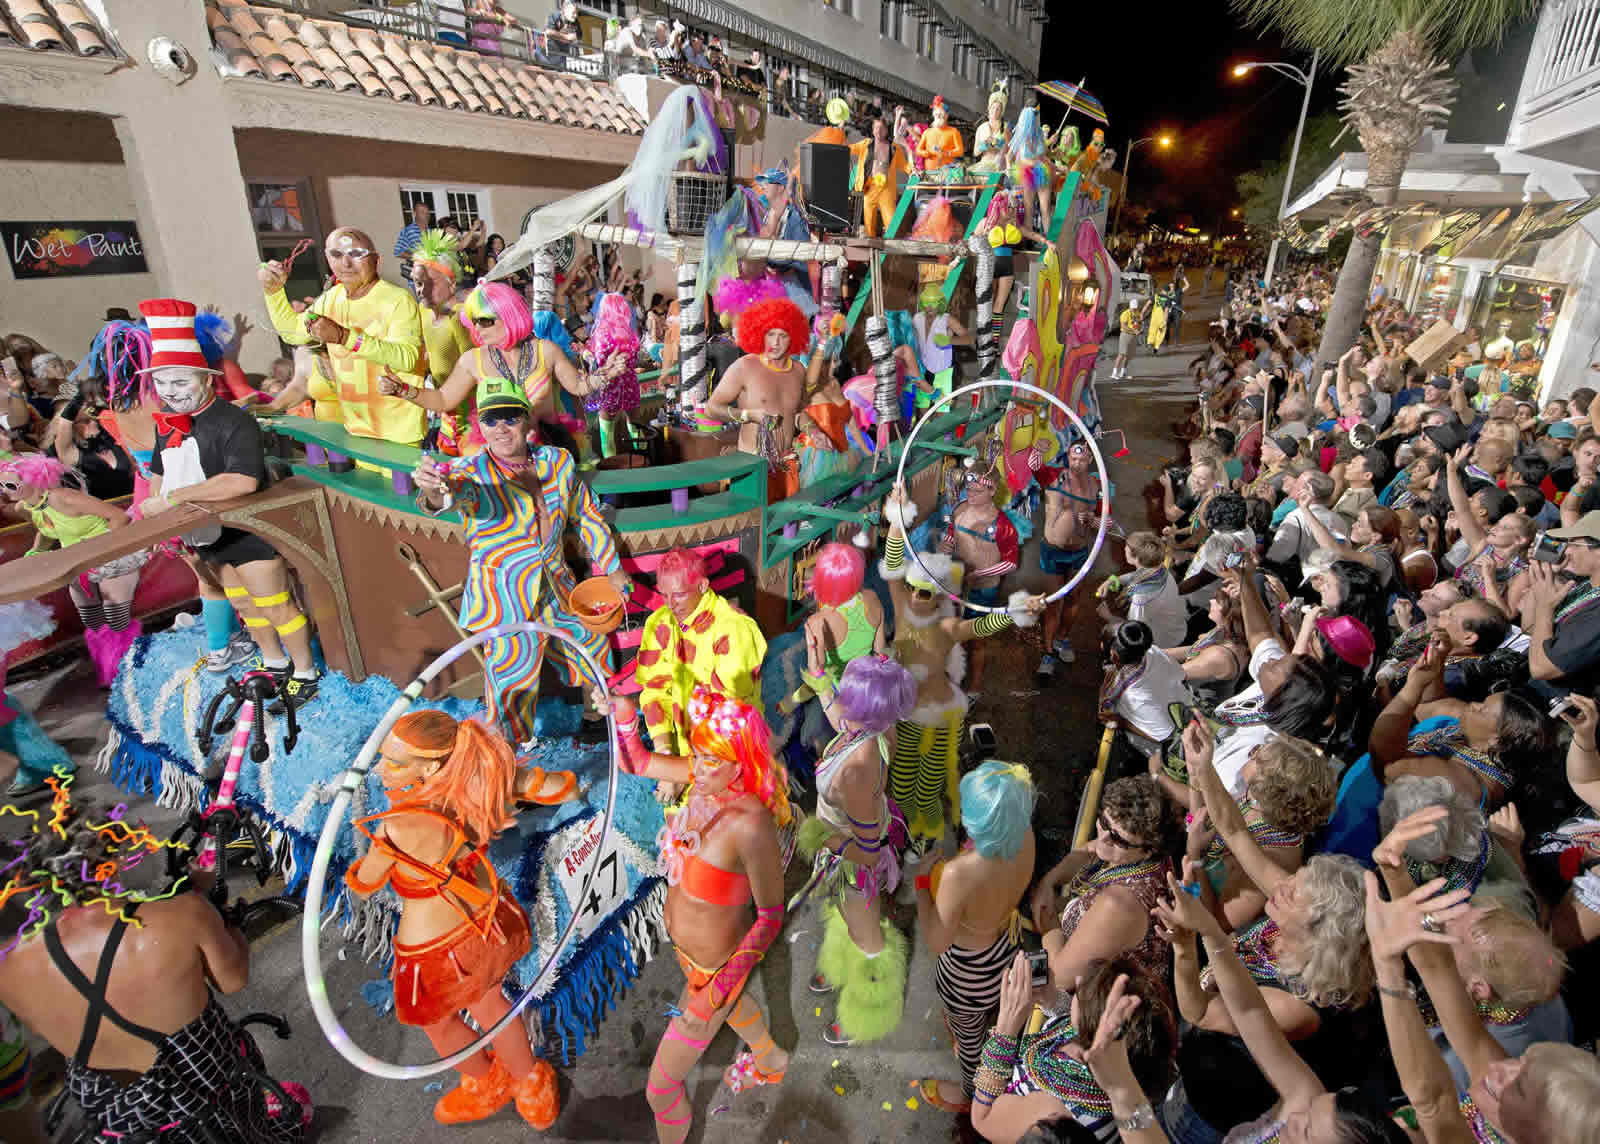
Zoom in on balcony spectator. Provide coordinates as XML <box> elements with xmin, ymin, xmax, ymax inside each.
<box><xmin>393</xmin><ymin>200</ymin><xmax>431</xmax><ymax>286</ymax></box>
<box><xmin>773</xmin><ymin>66</ymin><xmax>796</xmax><ymax>116</ymax></box>
<box><xmin>609</xmin><ymin>14</ymin><xmax>650</xmax><ymax>58</ymax></box>
<box><xmin>547</xmin><ymin>0</ymin><xmax>580</xmax><ymax>44</ymax></box>
<box><xmin>469</xmin><ymin>0</ymin><xmax>515</xmax><ymax>55</ymax></box>
<box><xmin>681</xmin><ymin>35</ymin><xmax>710</xmax><ymax>69</ymax></box>
<box><xmin>649</xmin><ymin>20</ymin><xmax>681</xmax><ymax>62</ymax></box>
<box><xmin>737</xmin><ymin>49</ymin><xmax>766</xmax><ymax>89</ymax></box>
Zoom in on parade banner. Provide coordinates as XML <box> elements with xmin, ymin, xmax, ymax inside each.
<box><xmin>1420</xmin><ymin>209</ymin><xmax>1485</xmax><ymax>256</ymax></box>
<box><xmin>2</xmin><ymin>219</ymin><xmax>148</xmax><ymax>278</ymax></box>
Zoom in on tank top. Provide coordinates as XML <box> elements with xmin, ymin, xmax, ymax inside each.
<box><xmin>475</xmin><ymin>340</ymin><xmax>550</xmax><ymax>412</ymax></box>
<box><xmin>820</xmin><ymin>594</ymin><xmax>877</xmax><ymax>682</ymax></box>
<box><xmin>25</xmin><ymin>495</ymin><xmax>108</xmax><ymax>548</ymax></box>
<box><xmin>1057</xmin><ymin>855</ymin><xmax>1172</xmax><ymax>979</ymax></box>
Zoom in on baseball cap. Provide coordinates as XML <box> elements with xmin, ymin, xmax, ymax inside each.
<box><xmin>1548</xmin><ymin>421</ymin><xmax>1578</xmax><ymax>440</ymax></box>
<box><xmin>1424</xmin><ymin>421</ymin><xmax>1469</xmax><ymax>454</ymax></box>
<box><xmin>475</xmin><ymin>374</ymin><xmax>530</xmax><ymax>416</ymax></box>
<box><xmin>1548</xmin><ymin>511</ymin><xmax>1600</xmax><ymax>544</ymax></box>
<box><xmin>1267</xmin><ymin>433</ymin><xmax>1300</xmax><ymax>459</ymax></box>
<box><xmin>1315</xmin><ymin>615</ymin><xmax>1375</xmax><ymax>670</ymax></box>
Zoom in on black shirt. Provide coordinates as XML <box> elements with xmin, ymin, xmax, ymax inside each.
<box><xmin>1544</xmin><ymin>580</ymin><xmax>1600</xmax><ymax>696</ymax></box>
<box><xmin>149</xmin><ymin>399</ymin><xmax>266</xmax><ymax>490</ymax></box>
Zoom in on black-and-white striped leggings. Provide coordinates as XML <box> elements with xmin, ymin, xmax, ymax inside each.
<box><xmin>934</xmin><ymin>932</ymin><xmax>1018</xmax><ymax>1096</ymax></box>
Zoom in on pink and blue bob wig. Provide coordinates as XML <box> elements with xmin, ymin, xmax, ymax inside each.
<box><xmin>982</xmin><ymin>189</ymin><xmax>1018</xmax><ymax>230</ymax></box>
<box><xmin>961</xmin><ymin>761</ymin><xmax>1036</xmax><ymax>859</ymax></box>
<box><xmin>463</xmin><ymin>283</ymin><xmax>533</xmax><ymax>349</ymax></box>
<box><xmin>812</xmin><ymin>542</ymin><xmax>865</xmax><ymax>608</ymax></box>
<box><xmin>832</xmin><ymin>655</ymin><xmax>915</xmax><ymax>736</ymax></box>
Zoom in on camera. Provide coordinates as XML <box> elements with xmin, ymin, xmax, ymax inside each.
<box><xmin>1026</xmin><ymin>948</ymin><xmax>1051</xmax><ymax>987</ymax></box>
<box><xmin>969</xmin><ymin>723</ymin><xmax>997</xmax><ymax>758</ymax></box>
<box><xmin>1549</xmin><ymin>695</ymin><xmax>1578</xmax><ymax>719</ymax></box>
<box><xmin>1165</xmin><ymin>465</ymin><xmax>1190</xmax><ymax>488</ymax></box>
<box><xmin>1222</xmin><ymin>547</ymin><xmax>1247</xmax><ymax>570</ymax></box>
<box><xmin>1531</xmin><ymin>531</ymin><xmax>1567</xmax><ymax>564</ymax></box>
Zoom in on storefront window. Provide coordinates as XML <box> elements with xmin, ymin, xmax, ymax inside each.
<box><xmin>1415</xmin><ymin>263</ymin><xmax>1465</xmax><ymax>328</ymax></box>
<box><xmin>1470</xmin><ymin>274</ymin><xmax>1565</xmax><ymax>359</ymax></box>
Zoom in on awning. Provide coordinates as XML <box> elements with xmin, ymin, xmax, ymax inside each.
<box><xmin>648</xmin><ymin>0</ymin><xmax>968</xmax><ymax>113</ymax></box>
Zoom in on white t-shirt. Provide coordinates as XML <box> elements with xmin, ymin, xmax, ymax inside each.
<box><xmin>1114</xmin><ymin>648</ymin><xmax>1192</xmax><ymax>744</ymax></box>
<box><xmin>1127</xmin><ymin>568</ymin><xmax>1187</xmax><ymax>648</ymax></box>
<box><xmin>1210</xmin><ymin>638</ymin><xmax>1294</xmax><ymax>795</ymax></box>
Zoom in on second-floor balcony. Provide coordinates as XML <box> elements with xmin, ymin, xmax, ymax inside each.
<box><xmin>1510</xmin><ymin>0</ymin><xmax>1600</xmax><ymax>164</ymax></box>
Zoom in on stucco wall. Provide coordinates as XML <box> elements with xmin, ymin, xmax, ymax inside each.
<box><xmin>0</xmin><ymin>109</ymin><xmax>160</xmax><ymax>362</ymax></box>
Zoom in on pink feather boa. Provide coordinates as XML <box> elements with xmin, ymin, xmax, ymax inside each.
<box><xmin>713</xmin><ymin>274</ymin><xmax>786</xmax><ymax>319</ymax></box>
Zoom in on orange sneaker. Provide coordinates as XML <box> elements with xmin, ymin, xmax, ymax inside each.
<box><xmin>434</xmin><ymin>1058</ymin><xmax>515</xmax><ymax>1125</ymax></box>
<box><xmin>514</xmin><ymin>1058</ymin><xmax>560</xmax><ymax>1130</ymax></box>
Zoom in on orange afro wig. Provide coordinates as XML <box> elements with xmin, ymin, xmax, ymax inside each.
<box><xmin>735</xmin><ymin>297</ymin><xmax>810</xmax><ymax>358</ymax></box>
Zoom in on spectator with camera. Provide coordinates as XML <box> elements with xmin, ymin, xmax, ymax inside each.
<box><xmin>1522</xmin><ymin>512</ymin><xmax>1600</xmax><ymax>696</ymax></box>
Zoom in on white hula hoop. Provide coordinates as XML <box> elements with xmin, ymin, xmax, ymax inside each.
<box><xmin>893</xmin><ymin>379</ymin><xmax>1112</xmax><ymax>610</ymax></box>
<box><xmin>300</xmin><ymin>620</ymin><xmax>620</xmax><ymax>1080</ymax></box>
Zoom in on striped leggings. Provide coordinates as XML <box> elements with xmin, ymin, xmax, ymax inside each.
<box><xmin>890</xmin><ymin>711</ymin><xmax>963</xmax><ymax>842</ymax></box>
<box><xmin>934</xmin><ymin>932</ymin><xmax>1018</xmax><ymax>1096</ymax></box>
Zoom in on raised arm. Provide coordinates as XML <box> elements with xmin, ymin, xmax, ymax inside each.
<box><xmin>1185</xmin><ymin>719</ymin><xmax>1290</xmax><ymax>899</ymax></box>
<box><xmin>1444</xmin><ymin>445</ymin><xmax>1487</xmax><ymax>551</ymax></box>
<box><xmin>1370</xmin><ymin>637</ymin><xmax>1441</xmax><ymax>776</ymax></box>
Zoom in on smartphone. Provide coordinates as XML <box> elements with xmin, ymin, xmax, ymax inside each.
<box><xmin>1027</xmin><ymin>948</ymin><xmax>1051</xmax><ymax>988</ymax></box>
<box><xmin>1550</xmin><ymin>696</ymin><xmax>1578</xmax><ymax>719</ymax></box>
<box><xmin>969</xmin><ymin>723</ymin><xmax>997</xmax><ymax>758</ymax></box>
<box><xmin>1222</xmin><ymin>549</ymin><xmax>1246</xmax><ymax>570</ymax></box>
<box><xmin>1531</xmin><ymin>531</ymin><xmax>1567</xmax><ymax>564</ymax></box>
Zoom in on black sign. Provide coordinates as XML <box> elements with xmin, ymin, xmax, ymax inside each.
<box><xmin>2</xmin><ymin>220</ymin><xmax>148</xmax><ymax>279</ymax></box>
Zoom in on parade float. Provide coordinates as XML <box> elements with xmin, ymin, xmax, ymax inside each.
<box><xmin>0</xmin><ymin>81</ymin><xmax>1120</xmax><ymax>1068</ymax></box>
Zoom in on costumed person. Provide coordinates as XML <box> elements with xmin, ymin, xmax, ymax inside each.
<box><xmin>635</xmin><ymin>547</ymin><xmax>767</xmax><ymax>758</ymax></box>
<box><xmin>1146</xmin><ymin>282</ymin><xmax>1175</xmax><ymax>353</ymax></box>
<box><xmin>913</xmin><ymin>287</ymin><xmax>968</xmax><ymax>412</ymax></box>
<box><xmin>850</xmin><ymin>110</ymin><xmax>911</xmax><ymax>238</ymax></box>
<box><xmin>795</xmin><ymin>313</ymin><xmax>872</xmax><ymax>486</ymax></box>
<box><xmin>1</xmin><ymin>455</ymin><xmax>147</xmax><ymax>689</ymax></box>
<box><xmin>1037</xmin><ymin>439</ymin><xmax>1106</xmax><ymax>679</ymax></box>
<box><xmin>255</xmin><ymin>345</ymin><xmax>340</xmax><ymax>426</ymax></box>
<box><xmin>344</xmin><ymin>711</ymin><xmax>579</xmax><ymax>1127</ymax></box>
<box><xmin>941</xmin><ymin>455</ymin><xmax>1021</xmax><ymax>696</ymax></box>
<box><xmin>971</xmin><ymin>82</ymin><xmax>1010</xmax><ymax>173</ymax></box>
<box><xmin>880</xmin><ymin>484</ymin><xmax>1044</xmax><ymax>849</ymax></box>
<box><xmin>382</xmin><ymin>283</ymin><xmax>620</xmax><ymax>446</ymax></box>
<box><xmin>1006</xmin><ymin>103</ymin><xmax>1052</xmax><ymax>232</ymax></box>
<box><xmin>411</xmin><ymin>378</ymin><xmax>629</xmax><ymax>747</ymax></box>
<box><xmin>915</xmin><ymin>96</ymin><xmax>964</xmax><ymax>173</ymax></box>
<box><xmin>1047</xmin><ymin>122</ymin><xmax>1081</xmax><ymax>188</ymax></box>
<box><xmin>980</xmin><ymin>191</ymin><xmax>1041</xmax><ymax>346</ymax></box>
<box><xmin>911</xmin><ymin>761</ymin><xmax>1037</xmax><ymax>1111</ymax></box>
<box><xmin>409</xmin><ymin>230</ymin><xmax>477</xmax><ymax>455</ymax></box>
<box><xmin>85</xmin><ymin>319</ymin><xmax>255</xmax><ymax>674</ymax></box>
<box><xmin>136</xmin><ymin>299</ymin><xmax>322</xmax><ymax>707</ymax></box>
<box><xmin>1069</xmin><ymin>127</ymin><xmax>1107</xmax><ymax>183</ymax></box>
<box><xmin>0</xmin><ymin>778</ymin><xmax>312</xmax><ymax>1142</ymax></box>
<box><xmin>594</xmin><ymin>687</ymin><xmax>791</xmax><ymax>1144</ymax></box>
<box><xmin>780</xmin><ymin>541</ymin><xmax>888</xmax><ymax>715</ymax></box>
<box><xmin>802</xmin><ymin>654</ymin><xmax>916</xmax><ymax>1046</ymax></box>
<box><xmin>0</xmin><ymin>599</ymin><xmax>74</xmax><ymax>797</ymax></box>
<box><xmin>584</xmin><ymin>293</ymin><xmax>644</xmax><ymax>457</ymax></box>
<box><xmin>260</xmin><ymin>227</ymin><xmax>429</xmax><ymax>445</ymax></box>
<box><xmin>705</xmin><ymin>298</ymin><xmax>830</xmax><ymax>503</ymax></box>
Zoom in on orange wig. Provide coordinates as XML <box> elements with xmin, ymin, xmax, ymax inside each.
<box><xmin>685</xmin><ymin>686</ymin><xmax>792</xmax><ymax>827</ymax></box>
<box><xmin>386</xmin><ymin>711</ymin><xmax>521</xmax><ymax>847</ymax></box>
<box><xmin>735</xmin><ymin>297</ymin><xmax>809</xmax><ymax>358</ymax></box>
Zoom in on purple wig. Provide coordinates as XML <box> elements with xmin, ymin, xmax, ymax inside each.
<box><xmin>463</xmin><ymin>283</ymin><xmax>533</xmax><ymax>349</ymax></box>
<box><xmin>833</xmin><ymin>655</ymin><xmax>916</xmax><ymax>734</ymax></box>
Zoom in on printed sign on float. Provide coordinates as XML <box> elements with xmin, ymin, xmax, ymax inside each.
<box><xmin>2</xmin><ymin>220</ymin><xmax>148</xmax><ymax>278</ymax></box>
<box><xmin>553</xmin><ymin>813</ymin><xmax>629</xmax><ymax>943</ymax></box>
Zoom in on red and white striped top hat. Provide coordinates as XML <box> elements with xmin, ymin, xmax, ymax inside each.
<box><xmin>136</xmin><ymin>298</ymin><xmax>221</xmax><ymax>375</ymax></box>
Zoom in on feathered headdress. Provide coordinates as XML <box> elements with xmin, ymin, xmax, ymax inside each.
<box><xmin>685</xmin><ymin>686</ymin><xmax>792</xmax><ymax>826</ymax></box>
<box><xmin>414</xmin><ymin>229</ymin><xmax>462</xmax><ymax>283</ymax></box>
<box><xmin>986</xmin><ymin>80</ymin><xmax>1008</xmax><ymax>117</ymax></box>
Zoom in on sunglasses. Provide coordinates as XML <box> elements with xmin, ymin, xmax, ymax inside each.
<box><xmin>326</xmin><ymin>248</ymin><xmax>373</xmax><ymax>262</ymax></box>
<box><xmin>909</xmin><ymin>586</ymin><xmax>937</xmax><ymax>602</ymax></box>
<box><xmin>0</xmin><ymin>481</ymin><xmax>20</xmax><ymax>496</ymax></box>
<box><xmin>1098</xmin><ymin>814</ymin><xmax>1143</xmax><ymax>850</ymax></box>
<box><xmin>479</xmin><ymin>409</ymin><xmax>525</xmax><ymax>427</ymax></box>
<box><xmin>471</xmin><ymin>315</ymin><xmax>500</xmax><ymax>329</ymax></box>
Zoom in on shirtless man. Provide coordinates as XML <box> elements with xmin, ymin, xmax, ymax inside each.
<box><xmin>881</xmin><ymin>485</ymin><xmax>1043</xmax><ymax>850</ymax></box>
<box><xmin>704</xmin><ymin>297</ymin><xmax>828</xmax><ymax>502</ymax></box>
<box><xmin>1036</xmin><ymin>440</ymin><xmax>1104</xmax><ymax>680</ymax></box>
<box><xmin>942</xmin><ymin>462</ymin><xmax>1020</xmax><ymax>695</ymax></box>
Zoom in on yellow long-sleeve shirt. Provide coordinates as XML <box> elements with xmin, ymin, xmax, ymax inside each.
<box><xmin>265</xmin><ymin>280</ymin><xmax>427</xmax><ymax>444</ymax></box>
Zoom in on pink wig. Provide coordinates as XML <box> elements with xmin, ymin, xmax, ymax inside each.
<box><xmin>833</xmin><ymin>655</ymin><xmax>916</xmax><ymax>735</ymax></box>
<box><xmin>713</xmin><ymin>274</ymin><xmax>786</xmax><ymax>321</ymax></box>
<box><xmin>463</xmin><ymin>283</ymin><xmax>533</xmax><ymax>349</ymax></box>
<box><xmin>982</xmin><ymin>190</ymin><xmax>1018</xmax><ymax>230</ymax></box>
<box><xmin>0</xmin><ymin>455</ymin><xmax>80</xmax><ymax>492</ymax></box>
<box><xmin>589</xmin><ymin>293</ymin><xmax>640</xmax><ymax>365</ymax></box>
<box><xmin>655</xmin><ymin>547</ymin><xmax>708</xmax><ymax>589</ymax></box>
<box><xmin>812</xmin><ymin>541</ymin><xmax>864</xmax><ymax>607</ymax></box>
<box><xmin>735</xmin><ymin>298</ymin><xmax>809</xmax><ymax>357</ymax></box>
<box><xmin>686</xmin><ymin>686</ymin><xmax>792</xmax><ymax>827</ymax></box>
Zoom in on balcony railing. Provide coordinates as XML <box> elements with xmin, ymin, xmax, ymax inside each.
<box><xmin>1521</xmin><ymin>0</ymin><xmax>1600</xmax><ymax>120</ymax></box>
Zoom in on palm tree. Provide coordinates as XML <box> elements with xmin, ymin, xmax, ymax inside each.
<box><xmin>1232</xmin><ymin>0</ymin><xmax>1539</xmax><ymax>367</ymax></box>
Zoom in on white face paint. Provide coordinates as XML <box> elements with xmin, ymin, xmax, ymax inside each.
<box><xmin>152</xmin><ymin>367</ymin><xmax>212</xmax><ymax>414</ymax></box>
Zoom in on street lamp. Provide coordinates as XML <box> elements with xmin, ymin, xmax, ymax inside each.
<box><xmin>1111</xmin><ymin>133</ymin><xmax>1172</xmax><ymax>249</ymax></box>
<box><xmin>1233</xmin><ymin>51</ymin><xmax>1317</xmax><ymax>287</ymax></box>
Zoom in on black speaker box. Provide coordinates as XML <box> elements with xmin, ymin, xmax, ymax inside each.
<box><xmin>800</xmin><ymin>141</ymin><xmax>854</xmax><ymax>233</ymax></box>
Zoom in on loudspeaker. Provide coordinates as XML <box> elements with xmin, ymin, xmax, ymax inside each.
<box><xmin>800</xmin><ymin>142</ymin><xmax>853</xmax><ymax>233</ymax></box>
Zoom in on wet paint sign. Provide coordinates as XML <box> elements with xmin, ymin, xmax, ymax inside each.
<box><xmin>2</xmin><ymin>220</ymin><xmax>148</xmax><ymax>278</ymax></box>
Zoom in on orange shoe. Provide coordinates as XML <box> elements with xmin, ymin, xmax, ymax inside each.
<box><xmin>434</xmin><ymin>1058</ymin><xmax>515</xmax><ymax>1125</ymax></box>
<box><xmin>514</xmin><ymin>1058</ymin><xmax>561</xmax><ymax>1130</ymax></box>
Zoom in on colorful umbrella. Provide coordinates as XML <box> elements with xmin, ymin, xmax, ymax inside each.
<box><xmin>1033</xmin><ymin>79</ymin><xmax>1108</xmax><ymax>126</ymax></box>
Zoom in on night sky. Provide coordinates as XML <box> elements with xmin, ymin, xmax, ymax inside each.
<box><xmin>1037</xmin><ymin>0</ymin><xmax>1342</xmax><ymax>224</ymax></box>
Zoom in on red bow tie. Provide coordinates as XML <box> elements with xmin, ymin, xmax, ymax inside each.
<box><xmin>154</xmin><ymin>412</ymin><xmax>192</xmax><ymax>448</ymax></box>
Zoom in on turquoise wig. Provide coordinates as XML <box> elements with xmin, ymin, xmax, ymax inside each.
<box><xmin>1007</xmin><ymin>106</ymin><xmax>1046</xmax><ymax>163</ymax></box>
<box><xmin>960</xmin><ymin>761</ymin><xmax>1036</xmax><ymax>859</ymax></box>
<box><xmin>885</xmin><ymin>310</ymin><xmax>924</xmax><ymax>376</ymax></box>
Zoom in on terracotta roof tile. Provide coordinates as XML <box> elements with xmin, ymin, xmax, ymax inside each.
<box><xmin>0</xmin><ymin>0</ymin><xmax>115</xmax><ymax>57</ymax></box>
<box><xmin>202</xmin><ymin>0</ymin><xmax>644</xmax><ymax>134</ymax></box>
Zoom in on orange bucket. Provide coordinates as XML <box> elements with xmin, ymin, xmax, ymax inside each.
<box><xmin>567</xmin><ymin>576</ymin><xmax>624</xmax><ymax>634</ymax></box>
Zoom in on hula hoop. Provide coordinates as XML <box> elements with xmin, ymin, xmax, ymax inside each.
<box><xmin>300</xmin><ymin>621</ymin><xmax>621</xmax><ymax>1080</ymax></box>
<box><xmin>892</xmin><ymin>378</ymin><xmax>1112</xmax><ymax>611</ymax></box>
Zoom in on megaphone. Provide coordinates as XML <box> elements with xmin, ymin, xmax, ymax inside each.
<box><xmin>1349</xmin><ymin>422</ymin><xmax>1377</xmax><ymax>450</ymax></box>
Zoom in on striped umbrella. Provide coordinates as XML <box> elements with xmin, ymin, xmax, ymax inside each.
<box><xmin>1033</xmin><ymin>78</ymin><xmax>1108</xmax><ymax>126</ymax></box>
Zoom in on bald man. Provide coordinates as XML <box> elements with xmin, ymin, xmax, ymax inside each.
<box><xmin>260</xmin><ymin>226</ymin><xmax>428</xmax><ymax>444</ymax></box>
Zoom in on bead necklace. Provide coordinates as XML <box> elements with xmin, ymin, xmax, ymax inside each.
<box><xmin>1061</xmin><ymin>854</ymin><xmax>1166</xmax><ymax>902</ymax></box>
<box><xmin>1019</xmin><ymin>1016</ymin><xmax>1112</xmax><ymax>1118</ymax></box>
<box><xmin>1205</xmin><ymin>800</ymin><xmax>1303</xmax><ymax>866</ymax></box>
